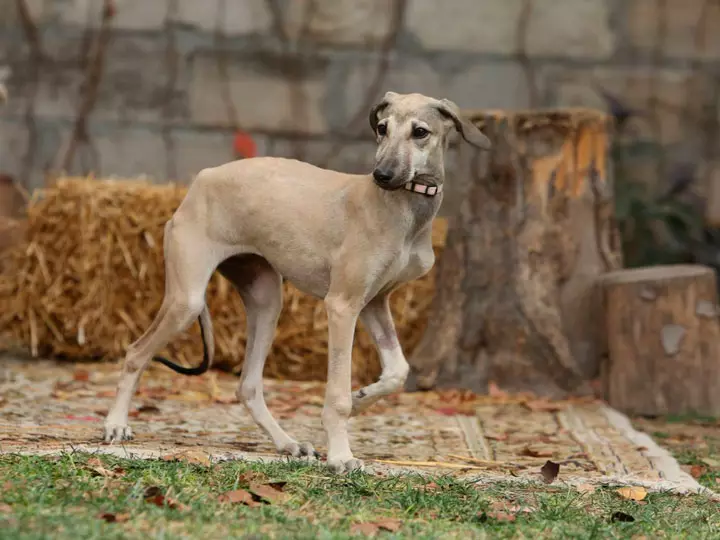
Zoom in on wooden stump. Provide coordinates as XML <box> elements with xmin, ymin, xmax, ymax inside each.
<box><xmin>600</xmin><ymin>264</ymin><xmax>720</xmax><ymax>416</ymax></box>
<box><xmin>407</xmin><ymin>108</ymin><xmax>622</xmax><ymax>398</ymax></box>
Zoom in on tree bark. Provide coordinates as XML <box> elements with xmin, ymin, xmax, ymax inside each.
<box><xmin>407</xmin><ymin>109</ymin><xmax>622</xmax><ymax>398</ymax></box>
<box><xmin>600</xmin><ymin>264</ymin><xmax>720</xmax><ymax>416</ymax></box>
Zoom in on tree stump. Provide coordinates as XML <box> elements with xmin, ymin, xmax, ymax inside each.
<box><xmin>407</xmin><ymin>108</ymin><xmax>622</xmax><ymax>398</ymax></box>
<box><xmin>600</xmin><ymin>264</ymin><xmax>720</xmax><ymax>416</ymax></box>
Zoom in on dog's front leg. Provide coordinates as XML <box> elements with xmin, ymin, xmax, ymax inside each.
<box><xmin>352</xmin><ymin>293</ymin><xmax>409</xmax><ymax>415</ymax></box>
<box><xmin>322</xmin><ymin>292</ymin><xmax>364</xmax><ymax>473</ymax></box>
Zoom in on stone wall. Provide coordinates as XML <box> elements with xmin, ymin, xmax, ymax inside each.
<box><xmin>1</xmin><ymin>0</ymin><xmax>719</xmax><ymax>217</ymax></box>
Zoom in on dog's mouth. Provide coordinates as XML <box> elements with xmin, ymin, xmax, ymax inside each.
<box><xmin>373</xmin><ymin>179</ymin><xmax>405</xmax><ymax>191</ymax></box>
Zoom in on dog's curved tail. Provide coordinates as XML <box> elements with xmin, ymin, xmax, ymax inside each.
<box><xmin>152</xmin><ymin>305</ymin><xmax>214</xmax><ymax>376</ymax></box>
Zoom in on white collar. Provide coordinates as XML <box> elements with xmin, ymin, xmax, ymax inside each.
<box><xmin>403</xmin><ymin>181</ymin><xmax>443</xmax><ymax>197</ymax></box>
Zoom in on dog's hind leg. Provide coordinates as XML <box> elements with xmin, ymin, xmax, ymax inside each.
<box><xmin>351</xmin><ymin>293</ymin><xmax>409</xmax><ymax>415</ymax></box>
<box><xmin>103</xmin><ymin>220</ymin><xmax>221</xmax><ymax>442</ymax></box>
<box><xmin>218</xmin><ymin>255</ymin><xmax>317</xmax><ymax>459</ymax></box>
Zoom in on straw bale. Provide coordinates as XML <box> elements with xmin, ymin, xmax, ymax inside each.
<box><xmin>0</xmin><ymin>176</ymin><xmax>446</xmax><ymax>384</ymax></box>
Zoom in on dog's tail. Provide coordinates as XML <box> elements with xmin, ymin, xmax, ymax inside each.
<box><xmin>152</xmin><ymin>304</ymin><xmax>214</xmax><ymax>376</ymax></box>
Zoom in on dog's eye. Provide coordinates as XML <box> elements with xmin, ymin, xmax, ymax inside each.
<box><xmin>376</xmin><ymin>123</ymin><xmax>387</xmax><ymax>136</ymax></box>
<box><xmin>412</xmin><ymin>127</ymin><xmax>429</xmax><ymax>139</ymax></box>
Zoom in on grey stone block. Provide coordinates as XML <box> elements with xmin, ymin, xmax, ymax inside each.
<box><xmin>188</xmin><ymin>51</ymin><xmax>328</xmax><ymax>134</ymax></box>
<box><xmin>338</xmin><ymin>55</ymin><xmax>533</xmax><ymax>135</ymax></box>
<box><xmin>525</xmin><ymin>0</ymin><xmax>614</xmax><ymax>59</ymax></box>
<box><xmin>174</xmin><ymin>0</ymin><xmax>271</xmax><ymax>36</ymax></box>
<box><xmin>544</xmin><ymin>64</ymin><xmax>712</xmax><ymax>146</ymax></box>
<box><xmin>281</xmin><ymin>0</ymin><xmax>398</xmax><ymax>46</ymax></box>
<box><xmin>46</xmin><ymin>0</ymin><xmax>169</xmax><ymax>31</ymax></box>
<box><xmin>624</xmin><ymin>0</ymin><xmax>720</xmax><ymax>60</ymax></box>
<box><xmin>405</xmin><ymin>0</ymin><xmax>523</xmax><ymax>55</ymax></box>
<box><xmin>172</xmin><ymin>129</ymin><xmax>251</xmax><ymax>182</ymax></box>
<box><xmin>266</xmin><ymin>136</ymin><xmax>377</xmax><ymax>175</ymax></box>
<box><xmin>91</xmin><ymin>125</ymin><xmax>167</xmax><ymax>180</ymax></box>
<box><xmin>405</xmin><ymin>0</ymin><xmax>614</xmax><ymax>59</ymax></box>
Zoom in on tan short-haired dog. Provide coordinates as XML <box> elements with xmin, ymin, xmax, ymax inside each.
<box><xmin>103</xmin><ymin>91</ymin><xmax>491</xmax><ymax>473</ymax></box>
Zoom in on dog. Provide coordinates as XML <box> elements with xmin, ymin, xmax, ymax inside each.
<box><xmin>103</xmin><ymin>91</ymin><xmax>492</xmax><ymax>473</ymax></box>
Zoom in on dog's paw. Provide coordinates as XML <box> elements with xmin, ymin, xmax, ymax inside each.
<box><xmin>327</xmin><ymin>457</ymin><xmax>364</xmax><ymax>474</ymax></box>
<box><xmin>103</xmin><ymin>423</ymin><xmax>133</xmax><ymax>443</ymax></box>
<box><xmin>280</xmin><ymin>441</ymin><xmax>319</xmax><ymax>460</ymax></box>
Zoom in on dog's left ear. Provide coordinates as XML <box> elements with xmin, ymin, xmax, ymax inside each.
<box><xmin>369</xmin><ymin>91</ymin><xmax>398</xmax><ymax>134</ymax></box>
<box><xmin>436</xmin><ymin>98</ymin><xmax>492</xmax><ymax>150</ymax></box>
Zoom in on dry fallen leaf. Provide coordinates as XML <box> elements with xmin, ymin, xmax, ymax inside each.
<box><xmin>576</xmin><ymin>483</ymin><xmax>596</xmax><ymax>494</ymax></box>
<box><xmin>615</xmin><ymin>486</ymin><xmax>647</xmax><ymax>501</ymax></box>
<box><xmin>99</xmin><ymin>512</ymin><xmax>130</xmax><ymax>523</ymax></box>
<box><xmin>351</xmin><ymin>522</ymin><xmax>380</xmax><ymax>536</ymax></box>
<box><xmin>350</xmin><ymin>519</ymin><xmax>402</xmax><ymax>536</ymax></box>
<box><xmin>701</xmin><ymin>457</ymin><xmax>720</xmax><ymax>468</ymax></box>
<box><xmin>217</xmin><ymin>488</ymin><xmax>259</xmax><ymax>507</ymax></box>
<box><xmin>488</xmin><ymin>381</ymin><xmax>509</xmax><ymax>399</ymax></box>
<box><xmin>248</xmin><ymin>483</ymin><xmax>288</xmax><ymax>504</ymax></box>
<box><xmin>485</xmin><ymin>433</ymin><xmax>509</xmax><ymax>441</ymax></box>
<box><xmin>86</xmin><ymin>457</ymin><xmax>124</xmax><ymax>478</ymax></box>
<box><xmin>521</xmin><ymin>447</ymin><xmax>554</xmax><ymax>458</ymax></box>
<box><xmin>541</xmin><ymin>460</ymin><xmax>560</xmax><ymax>484</ymax></box>
<box><xmin>486</xmin><ymin>511</ymin><xmax>517</xmax><ymax>522</ymax></box>
<box><xmin>73</xmin><ymin>369</ymin><xmax>90</xmax><ymax>382</ymax></box>
<box><xmin>523</xmin><ymin>400</ymin><xmax>563</xmax><ymax>413</ymax></box>
<box><xmin>375</xmin><ymin>518</ymin><xmax>402</xmax><ymax>532</ymax></box>
<box><xmin>690</xmin><ymin>465</ymin><xmax>707</xmax><ymax>479</ymax></box>
<box><xmin>161</xmin><ymin>449</ymin><xmax>211</xmax><ymax>467</ymax></box>
<box><xmin>143</xmin><ymin>486</ymin><xmax>188</xmax><ymax>511</ymax></box>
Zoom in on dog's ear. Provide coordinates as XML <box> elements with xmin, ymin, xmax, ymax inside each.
<box><xmin>369</xmin><ymin>91</ymin><xmax>398</xmax><ymax>134</ymax></box>
<box><xmin>436</xmin><ymin>98</ymin><xmax>492</xmax><ymax>150</ymax></box>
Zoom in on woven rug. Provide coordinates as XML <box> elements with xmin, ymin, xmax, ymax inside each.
<box><xmin>0</xmin><ymin>356</ymin><xmax>714</xmax><ymax>498</ymax></box>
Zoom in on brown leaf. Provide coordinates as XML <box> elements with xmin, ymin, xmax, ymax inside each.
<box><xmin>73</xmin><ymin>369</ymin><xmax>90</xmax><ymax>382</ymax></box>
<box><xmin>217</xmin><ymin>488</ymin><xmax>259</xmax><ymax>507</ymax></box>
<box><xmin>541</xmin><ymin>460</ymin><xmax>560</xmax><ymax>484</ymax></box>
<box><xmin>521</xmin><ymin>447</ymin><xmax>554</xmax><ymax>458</ymax></box>
<box><xmin>142</xmin><ymin>486</ymin><xmax>187</xmax><ymax>510</ymax></box>
<box><xmin>487</xmin><ymin>511</ymin><xmax>517</xmax><ymax>522</ymax></box>
<box><xmin>690</xmin><ymin>465</ymin><xmax>707</xmax><ymax>479</ymax></box>
<box><xmin>615</xmin><ymin>486</ymin><xmax>647</xmax><ymax>501</ymax></box>
<box><xmin>86</xmin><ymin>457</ymin><xmax>123</xmax><ymax>478</ymax></box>
<box><xmin>701</xmin><ymin>457</ymin><xmax>720</xmax><ymax>468</ymax></box>
<box><xmin>248</xmin><ymin>483</ymin><xmax>288</xmax><ymax>504</ymax></box>
<box><xmin>576</xmin><ymin>483</ymin><xmax>596</xmax><ymax>494</ymax></box>
<box><xmin>161</xmin><ymin>449</ymin><xmax>211</xmax><ymax>467</ymax></box>
<box><xmin>422</xmin><ymin>482</ymin><xmax>440</xmax><ymax>492</ymax></box>
<box><xmin>351</xmin><ymin>522</ymin><xmax>379</xmax><ymax>536</ymax></box>
<box><xmin>485</xmin><ymin>433</ymin><xmax>509</xmax><ymax>441</ymax></box>
<box><xmin>137</xmin><ymin>404</ymin><xmax>161</xmax><ymax>414</ymax></box>
<box><xmin>99</xmin><ymin>512</ymin><xmax>129</xmax><ymax>523</ymax></box>
<box><xmin>488</xmin><ymin>381</ymin><xmax>509</xmax><ymax>399</ymax></box>
<box><xmin>523</xmin><ymin>400</ymin><xmax>563</xmax><ymax>413</ymax></box>
<box><xmin>375</xmin><ymin>518</ymin><xmax>402</xmax><ymax>532</ymax></box>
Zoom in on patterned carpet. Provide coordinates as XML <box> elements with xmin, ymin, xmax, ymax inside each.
<box><xmin>0</xmin><ymin>356</ymin><xmax>714</xmax><ymax>497</ymax></box>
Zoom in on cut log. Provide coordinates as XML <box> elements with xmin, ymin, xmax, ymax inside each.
<box><xmin>407</xmin><ymin>108</ymin><xmax>622</xmax><ymax>398</ymax></box>
<box><xmin>600</xmin><ymin>264</ymin><xmax>720</xmax><ymax>416</ymax></box>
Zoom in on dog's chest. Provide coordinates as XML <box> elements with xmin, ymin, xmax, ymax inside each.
<box><xmin>388</xmin><ymin>242</ymin><xmax>435</xmax><ymax>287</ymax></box>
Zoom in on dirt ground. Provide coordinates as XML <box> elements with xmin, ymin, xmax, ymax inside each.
<box><xmin>0</xmin><ymin>355</ymin><xmax>715</xmax><ymax>498</ymax></box>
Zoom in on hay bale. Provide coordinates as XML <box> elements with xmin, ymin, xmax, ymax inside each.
<box><xmin>0</xmin><ymin>176</ymin><xmax>446</xmax><ymax>384</ymax></box>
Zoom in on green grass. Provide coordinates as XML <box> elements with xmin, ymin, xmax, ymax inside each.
<box><xmin>1</xmin><ymin>452</ymin><xmax>719</xmax><ymax>539</ymax></box>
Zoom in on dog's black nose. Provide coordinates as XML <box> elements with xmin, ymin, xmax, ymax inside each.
<box><xmin>373</xmin><ymin>168</ymin><xmax>394</xmax><ymax>184</ymax></box>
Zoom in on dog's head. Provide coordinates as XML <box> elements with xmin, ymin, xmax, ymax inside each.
<box><xmin>368</xmin><ymin>92</ymin><xmax>491</xmax><ymax>191</ymax></box>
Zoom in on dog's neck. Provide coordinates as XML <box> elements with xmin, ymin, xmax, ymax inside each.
<box><xmin>365</xmin><ymin>171</ymin><xmax>444</xmax><ymax>238</ymax></box>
